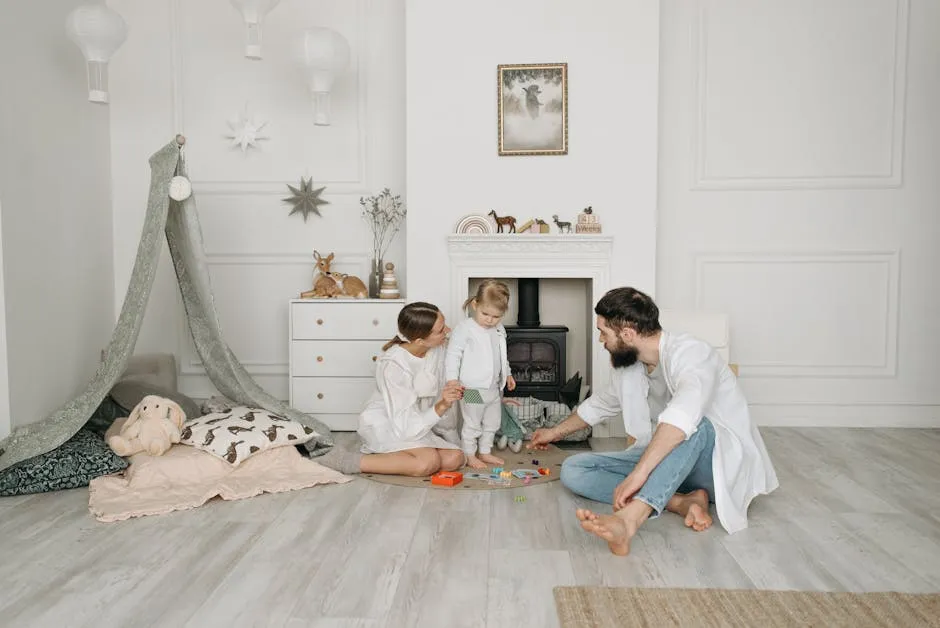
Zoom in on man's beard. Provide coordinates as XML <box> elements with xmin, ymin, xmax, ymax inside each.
<box><xmin>609</xmin><ymin>341</ymin><xmax>639</xmax><ymax>369</ymax></box>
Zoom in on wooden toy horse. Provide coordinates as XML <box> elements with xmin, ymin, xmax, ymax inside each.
<box><xmin>488</xmin><ymin>210</ymin><xmax>517</xmax><ymax>233</ymax></box>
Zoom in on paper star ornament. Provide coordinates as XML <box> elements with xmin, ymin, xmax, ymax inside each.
<box><xmin>283</xmin><ymin>177</ymin><xmax>329</xmax><ymax>221</ymax></box>
<box><xmin>225</xmin><ymin>107</ymin><xmax>269</xmax><ymax>153</ymax></box>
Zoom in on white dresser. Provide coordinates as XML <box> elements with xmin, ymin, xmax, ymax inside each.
<box><xmin>288</xmin><ymin>298</ymin><xmax>405</xmax><ymax>430</ymax></box>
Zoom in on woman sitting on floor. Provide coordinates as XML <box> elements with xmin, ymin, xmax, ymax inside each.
<box><xmin>316</xmin><ymin>301</ymin><xmax>466</xmax><ymax>476</ymax></box>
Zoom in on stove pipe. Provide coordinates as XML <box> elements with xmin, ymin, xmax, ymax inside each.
<box><xmin>517</xmin><ymin>278</ymin><xmax>540</xmax><ymax>328</ymax></box>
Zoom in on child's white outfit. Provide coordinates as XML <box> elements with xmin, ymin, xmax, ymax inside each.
<box><xmin>444</xmin><ymin>318</ymin><xmax>511</xmax><ymax>457</ymax></box>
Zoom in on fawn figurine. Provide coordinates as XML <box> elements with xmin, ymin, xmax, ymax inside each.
<box><xmin>552</xmin><ymin>214</ymin><xmax>572</xmax><ymax>233</ymax></box>
<box><xmin>300</xmin><ymin>250</ymin><xmax>368</xmax><ymax>298</ymax></box>
<box><xmin>488</xmin><ymin>210</ymin><xmax>517</xmax><ymax>233</ymax></box>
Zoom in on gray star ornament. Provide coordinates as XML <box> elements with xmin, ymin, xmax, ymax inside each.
<box><xmin>283</xmin><ymin>177</ymin><xmax>329</xmax><ymax>221</ymax></box>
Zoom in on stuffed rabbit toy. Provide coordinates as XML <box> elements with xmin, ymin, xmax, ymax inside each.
<box><xmin>106</xmin><ymin>395</ymin><xmax>186</xmax><ymax>457</ymax></box>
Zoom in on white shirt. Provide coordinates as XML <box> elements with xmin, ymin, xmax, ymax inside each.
<box><xmin>575</xmin><ymin>331</ymin><xmax>779</xmax><ymax>534</ymax></box>
<box><xmin>444</xmin><ymin>317</ymin><xmax>511</xmax><ymax>390</ymax></box>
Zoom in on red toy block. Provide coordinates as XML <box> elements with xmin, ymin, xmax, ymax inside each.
<box><xmin>431</xmin><ymin>471</ymin><xmax>464</xmax><ymax>486</ymax></box>
<box><xmin>537</xmin><ymin>467</ymin><xmax>551</xmax><ymax>476</ymax></box>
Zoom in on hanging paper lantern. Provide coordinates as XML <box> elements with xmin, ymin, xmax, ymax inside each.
<box><xmin>299</xmin><ymin>27</ymin><xmax>350</xmax><ymax>126</ymax></box>
<box><xmin>65</xmin><ymin>4</ymin><xmax>128</xmax><ymax>104</ymax></box>
<box><xmin>230</xmin><ymin>0</ymin><xmax>282</xmax><ymax>60</ymax></box>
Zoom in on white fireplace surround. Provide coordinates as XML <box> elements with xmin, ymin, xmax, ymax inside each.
<box><xmin>447</xmin><ymin>234</ymin><xmax>617</xmax><ymax>437</ymax></box>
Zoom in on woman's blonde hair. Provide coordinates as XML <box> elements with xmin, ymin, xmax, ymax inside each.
<box><xmin>381</xmin><ymin>301</ymin><xmax>441</xmax><ymax>351</ymax></box>
<box><xmin>463</xmin><ymin>279</ymin><xmax>510</xmax><ymax>314</ymax></box>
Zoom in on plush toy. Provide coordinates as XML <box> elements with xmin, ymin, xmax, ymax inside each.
<box><xmin>106</xmin><ymin>395</ymin><xmax>186</xmax><ymax>457</ymax></box>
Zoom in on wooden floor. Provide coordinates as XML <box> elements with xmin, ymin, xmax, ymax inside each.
<box><xmin>1</xmin><ymin>427</ymin><xmax>939</xmax><ymax>628</ymax></box>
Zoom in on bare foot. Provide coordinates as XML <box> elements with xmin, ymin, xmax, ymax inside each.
<box><xmin>575</xmin><ymin>508</ymin><xmax>638</xmax><ymax>556</ymax></box>
<box><xmin>477</xmin><ymin>452</ymin><xmax>504</xmax><ymax>466</ymax></box>
<box><xmin>665</xmin><ymin>489</ymin><xmax>713</xmax><ymax>532</ymax></box>
<box><xmin>466</xmin><ymin>455</ymin><xmax>487</xmax><ymax>469</ymax></box>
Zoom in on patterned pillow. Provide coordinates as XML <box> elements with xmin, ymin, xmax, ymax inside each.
<box><xmin>179</xmin><ymin>407</ymin><xmax>316</xmax><ymax>466</ymax></box>
<box><xmin>0</xmin><ymin>429</ymin><xmax>129</xmax><ymax>496</ymax></box>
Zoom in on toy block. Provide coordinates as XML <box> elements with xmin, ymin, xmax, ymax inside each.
<box><xmin>537</xmin><ymin>467</ymin><xmax>551</xmax><ymax>475</ymax></box>
<box><xmin>431</xmin><ymin>471</ymin><xmax>464</xmax><ymax>487</ymax></box>
<box><xmin>492</xmin><ymin>467</ymin><xmax>503</xmax><ymax>473</ymax></box>
<box><xmin>499</xmin><ymin>471</ymin><xmax>512</xmax><ymax>479</ymax></box>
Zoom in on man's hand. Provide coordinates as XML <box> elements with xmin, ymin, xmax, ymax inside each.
<box><xmin>506</xmin><ymin>375</ymin><xmax>516</xmax><ymax>392</ymax></box>
<box><xmin>526</xmin><ymin>427</ymin><xmax>558</xmax><ymax>450</ymax></box>
<box><xmin>612</xmin><ymin>469</ymin><xmax>649</xmax><ymax>511</ymax></box>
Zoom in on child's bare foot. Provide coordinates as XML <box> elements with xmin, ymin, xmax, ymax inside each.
<box><xmin>466</xmin><ymin>455</ymin><xmax>487</xmax><ymax>469</ymax></box>
<box><xmin>477</xmin><ymin>452</ymin><xmax>504</xmax><ymax>466</ymax></box>
<box><xmin>665</xmin><ymin>489</ymin><xmax>713</xmax><ymax>532</ymax></box>
<box><xmin>575</xmin><ymin>508</ymin><xmax>638</xmax><ymax>556</ymax></box>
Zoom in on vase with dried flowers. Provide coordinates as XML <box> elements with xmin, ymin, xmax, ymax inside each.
<box><xmin>360</xmin><ymin>187</ymin><xmax>406</xmax><ymax>298</ymax></box>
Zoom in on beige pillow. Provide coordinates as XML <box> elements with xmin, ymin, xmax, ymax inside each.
<box><xmin>88</xmin><ymin>444</ymin><xmax>352</xmax><ymax>523</ymax></box>
<box><xmin>179</xmin><ymin>407</ymin><xmax>316</xmax><ymax>466</ymax></box>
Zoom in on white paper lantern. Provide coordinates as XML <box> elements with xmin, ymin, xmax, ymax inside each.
<box><xmin>230</xmin><ymin>0</ymin><xmax>282</xmax><ymax>60</ymax></box>
<box><xmin>65</xmin><ymin>4</ymin><xmax>128</xmax><ymax>104</ymax></box>
<box><xmin>300</xmin><ymin>27</ymin><xmax>350</xmax><ymax>126</ymax></box>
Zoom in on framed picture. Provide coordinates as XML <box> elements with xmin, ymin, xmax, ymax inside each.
<box><xmin>497</xmin><ymin>62</ymin><xmax>568</xmax><ymax>156</ymax></box>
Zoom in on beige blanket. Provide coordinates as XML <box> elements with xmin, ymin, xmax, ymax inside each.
<box><xmin>89</xmin><ymin>444</ymin><xmax>351</xmax><ymax>522</ymax></box>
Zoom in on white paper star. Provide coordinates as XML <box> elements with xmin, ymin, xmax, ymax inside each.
<box><xmin>225</xmin><ymin>107</ymin><xmax>269</xmax><ymax>153</ymax></box>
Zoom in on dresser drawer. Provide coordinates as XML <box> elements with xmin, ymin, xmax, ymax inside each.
<box><xmin>291</xmin><ymin>301</ymin><xmax>402</xmax><ymax>340</ymax></box>
<box><xmin>291</xmin><ymin>340</ymin><xmax>384</xmax><ymax>377</ymax></box>
<box><xmin>291</xmin><ymin>377</ymin><xmax>376</xmax><ymax>414</ymax></box>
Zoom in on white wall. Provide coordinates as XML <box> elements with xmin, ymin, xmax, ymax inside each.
<box><xmin>657</xmin><ymin>0</ymin><xmax>940</xmax><ymax>426</ymax></box>
<box><xmin>405</xmin><ymin>0</ymin><xmax>660</xmax><ymax>325</ymax></box>
<box><xmin>0</xmin><ymin>0</ymin><xmax>115</xmax><ymax>429</ymax></box>
<box><xmin>109</xmin><ymin>0</ymin><xmax>406</xmax><ymax>400</ymax></box>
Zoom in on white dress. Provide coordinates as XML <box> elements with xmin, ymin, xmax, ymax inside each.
<box><xmin>358</xmin><ymin>344</ymin><xmax>462</xmax><ymax>454</ymax></box>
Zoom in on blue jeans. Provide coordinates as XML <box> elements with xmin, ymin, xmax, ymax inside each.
<box><xmin>560</xmin><ymin>419</ymin><xmax>716</xmax><ymax>516</ymax></box>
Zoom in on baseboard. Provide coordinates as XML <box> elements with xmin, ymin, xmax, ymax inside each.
<box><xmin>751</xmin><ymin>403</ymin><xmax>940</xmax><ymax>428</ymax></box>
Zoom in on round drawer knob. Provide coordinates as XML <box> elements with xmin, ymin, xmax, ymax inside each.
<box><xmin>317</xmin><ymin>318</ymin><xmax>324</xmax><ymax>325</ymax></box>
<box><xmin>372</xmin><ymin>356</ymin><xmax>377</xmax><ymax>362</ymax></box>
<box><xmin>317</xmin><ymin>393</ymin><xmax>324</xmax><ymax>400</ymax></box>
<box><xmin>372</xmin><ymin>318</ymin><xmax>379</xmax><ymax>326</ymax></box>
<box><xmin>316</xmin><ymin>356</ymin><xmax>324</xmax><ymax>362</ymax></box>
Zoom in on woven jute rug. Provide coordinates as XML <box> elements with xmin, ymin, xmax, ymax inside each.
<box><xmin>553</xmin><ymin>587</ymin><xmax>940</xmax><ymax>628</ymax></box>
<box><xmin>362</xmin><ymin>444</ymin><xmax>576</xmax><ymax>490</ymax></box>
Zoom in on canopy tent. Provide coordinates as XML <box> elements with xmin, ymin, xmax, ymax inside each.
<box><xmin>0</xmin><ymin>137</ymin><xmax>333</xmax><ymax>473</ymax></box>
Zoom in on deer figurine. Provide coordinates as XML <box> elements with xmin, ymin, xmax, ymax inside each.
<box><xmin>551</xmin><ymin>214</ymin><xmax>572</xmax><ymax>233</ymax></box>
<box><xmin>488</xmin><ymin>210</ymin><xmax>517</xmax><ymax>233</ymax></box>
<box><xmin>300</xmin><ymin>250</ymin><xmax>368</xmax><ymax>298</ymax></box>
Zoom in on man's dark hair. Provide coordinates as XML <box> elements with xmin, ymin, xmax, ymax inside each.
<box><xmin>594</xmin><ymin>287</ymin><xmax>662</xmax><ymax>336</ymax></box>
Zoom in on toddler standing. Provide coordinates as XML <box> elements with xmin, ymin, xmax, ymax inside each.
<box><xmin>445</xmin><ymin>279</ymin><xmax>517</xmax><ymax>468</ymax></box>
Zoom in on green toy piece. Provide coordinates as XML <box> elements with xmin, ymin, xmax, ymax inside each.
<box><xmin>462</xmin><ymin>388</ymin><xmax>484</xmax><ymax>404</ymax></box>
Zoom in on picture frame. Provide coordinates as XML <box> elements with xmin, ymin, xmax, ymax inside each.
<box><xmin>497</xmin><ymin>62</ymin><xmax>568</xmax><ymax>156</ymax></box>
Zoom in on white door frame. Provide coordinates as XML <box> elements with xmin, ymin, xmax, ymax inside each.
<box><xmin>0</xmin><ymin>197</ymin><xmax>11</xmax><ymax>439</ymax></box>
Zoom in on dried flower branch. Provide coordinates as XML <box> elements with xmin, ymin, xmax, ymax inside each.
<box><xmin>360</xmin><ymin>187</ymin><xmax>406</xmax><ymax>261</ymax></box>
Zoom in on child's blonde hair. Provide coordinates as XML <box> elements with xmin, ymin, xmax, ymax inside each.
<box><xmin>463</xmin><ymin>279</ymin><xmax>510</xmax><ymax>314</ymax></box>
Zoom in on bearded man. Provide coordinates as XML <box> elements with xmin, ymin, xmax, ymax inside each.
<box><xmin>528</xmin><ymin>287</ymin><xmax>778</xmax><ymax>555</ymax></box>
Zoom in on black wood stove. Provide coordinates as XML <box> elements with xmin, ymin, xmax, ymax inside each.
<box><xmin>504</xmin><ymin>278</ymin><xmax>569</xmax><ymax>403</ymax></box>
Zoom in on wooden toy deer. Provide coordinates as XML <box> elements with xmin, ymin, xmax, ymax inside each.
<box><xmin>551</xmin><ymin>214</ymin><xmax>572</xmax><ymax>233</ymax></box>
<box><xmin>300</xmin><ymin>250</ymin><xmax>368</xmax><ymax>298</ymax></box>
<box><xmin>488</xmin><ymin>210</ymin><xmax>517</xmax><ymax>233</ymax></box>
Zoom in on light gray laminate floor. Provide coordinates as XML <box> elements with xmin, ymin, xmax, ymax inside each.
<box><xmin>1</xmin><ymin>427</ymin><xmax>939</xmax><ymax>627</ymax></box>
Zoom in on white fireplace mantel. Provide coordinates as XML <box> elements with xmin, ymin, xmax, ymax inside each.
<box><xmin>446</xmin><ymin>234</ymin><xmax>617</xmax><ymax>437</ymax></box>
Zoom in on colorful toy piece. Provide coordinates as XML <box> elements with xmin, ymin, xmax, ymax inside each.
<box><xmin>492</xmin><ymin>467</ymin><xmax>503</xmax><ymax>474</ymax></box>
<box><xmin>499</xmin><ymin>471</ymin><xmax>512</xmax><ymax>479</ymax></box>
<box><xmin>537</xmin><ymin>467</ymin><xmax>551</xmax><ymax>476</ymax></box>
<box><xmin>431</xmin><ymin>471</ymin><xmax>464</xmax><ymax>486</ymax></box>
<box><xmin>514</xmin><ymin>495</ymin><xmax>526</xmax><ymax>503</ymax></box>
<box><xmin>531</xmin><ymin>459</ymin><xmax>539</xmax><ymax>465</ymax></box>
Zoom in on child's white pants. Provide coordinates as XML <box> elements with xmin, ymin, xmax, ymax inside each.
<box><xmin>459</xmin><ymin>386</ymin><xmax>502</xmax><ymax>456</ymax></box>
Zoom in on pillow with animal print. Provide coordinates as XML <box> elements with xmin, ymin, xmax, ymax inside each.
<box><xmin>179</xmin><ymin>407</ymin><xmax>316</xmax><ymax>466</ymax></box>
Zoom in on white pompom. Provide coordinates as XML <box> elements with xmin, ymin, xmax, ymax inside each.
<box><xmin>169</xmin><ymin>176</ymin><xmax>192</xmax><ymax>201</ymax></box>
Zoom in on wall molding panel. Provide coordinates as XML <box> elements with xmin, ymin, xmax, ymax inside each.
<box><xmin>690</xmin><ymin>0</ymin><xmax>909</xmax><ymax>190</ymax></box>
<box><xmin>695</xmin><ymin>251</ymin><xmax>900</xmax><ymax>378</ymax></box>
